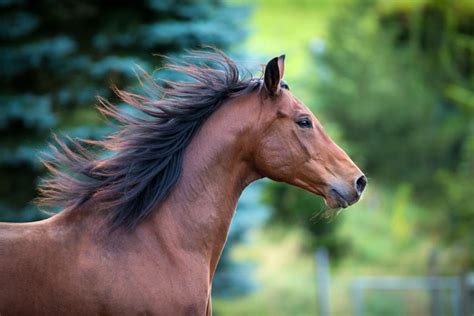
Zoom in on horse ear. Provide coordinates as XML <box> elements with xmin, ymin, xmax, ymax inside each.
<box><xmin>264</xmin><ymin>54</ymin><xmax>285</xmax><ymax>95</ymax></box>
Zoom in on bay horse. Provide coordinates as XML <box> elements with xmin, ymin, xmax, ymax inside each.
<box><xmin>0</xmin><ymin>49</ymin><xmax>366</xmax><ymax>315</ymax></box>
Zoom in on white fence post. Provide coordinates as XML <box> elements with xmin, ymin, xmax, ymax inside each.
<box><xmin>315</xmin><ymin>248</ymin><xmax>330</xmax><ymax>316</ymax></box>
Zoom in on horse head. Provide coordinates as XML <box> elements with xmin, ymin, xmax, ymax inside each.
<box><xmin>252</xmin><ymin>55</ymin><xmax>367</xmax><ymax>209</ymax></box>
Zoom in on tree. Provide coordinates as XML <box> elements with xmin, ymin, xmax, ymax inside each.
<box><xmin>313</xmin><ymin>0</ymin><xmax>474</xmax><ymax>268</ymax></box>
<box><xmin>0</xmin><ymin>0</ymin><xmax>248</xmax><ymax>220</ymax></box>
<box><xmin>0</xmin><ymin>0</ymin><xmax>256</xmax><ymax>297</ymax></box>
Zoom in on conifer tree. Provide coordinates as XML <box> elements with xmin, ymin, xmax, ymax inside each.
<box><xmin>0</xmin><ymin>0</ymin><xmax>248</xmax><ymax>221</ymax></box>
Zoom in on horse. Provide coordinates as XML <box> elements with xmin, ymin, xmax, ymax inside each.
<box><xmin>0</xmin><ymin>49</ymin><xmax>366</xmax><ymax>315</ymax></box>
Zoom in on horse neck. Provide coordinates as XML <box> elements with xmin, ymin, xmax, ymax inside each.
<box><xmin>145</xmin><ymin>92</ymin><xmax>262</xmax><ymax>277</ymax></box>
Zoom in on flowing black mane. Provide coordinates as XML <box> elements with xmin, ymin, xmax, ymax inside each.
<box><xmin>37</xmin><ymin>49</ymin><xmax>261</xmax><ymax>230</ymax></box>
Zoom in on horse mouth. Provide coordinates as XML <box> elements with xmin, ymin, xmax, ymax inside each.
<box><xmin>293</xmin><ymin>179</ymin><xmax>353</xmax><ymax>209</ymax></box>
<box><xmin>327</xmin><ymin>189</ymin><xmax>349</xmax><ymax>209</ymax></box>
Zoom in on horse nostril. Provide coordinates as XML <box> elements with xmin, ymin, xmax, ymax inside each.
<box><xmin>355</xmin><ymin>175</ymin><xmax>367</xmax><ymax>195</ymax></box>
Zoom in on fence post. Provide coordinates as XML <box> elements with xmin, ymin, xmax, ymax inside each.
<box><xmin>351</xmin><ymin>281</ymin><xmax>363</xmax><ymax>316</ymax></box>
<box><xmin>451</xmin><ymin>277</ymin><xmax>462</xmax><ymax>316</ymax></box>
<box><xmin>459</xmin><ymin>271</ymin><xmax>472</xmax><ymax>316</ymax></box>
<box><xmin>315</xmin><ymin>248</ymin><xmax>330</xmax><ymax>316</ymax></box>
<box><xmin>428</xmin><ymin>250</ymin><xmax>441</xmax><ymax>316</ymax></box>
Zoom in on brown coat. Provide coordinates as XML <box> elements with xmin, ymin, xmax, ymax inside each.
<box><xmin>0</xmin><ymin>51</ymin><xmax>365</xmax><ymax>315</ymax></box>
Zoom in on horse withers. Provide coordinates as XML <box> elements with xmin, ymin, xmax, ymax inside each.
<box><xmin>0</xmin><ymin>50</ymin><xmax>366</xmax><ymax>315</ymax></box>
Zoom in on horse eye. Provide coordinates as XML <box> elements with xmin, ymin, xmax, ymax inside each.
<box><xmin>296</xmin><ymin>118</ymin><xmax>313</xmax><ymax>129</ymax></box>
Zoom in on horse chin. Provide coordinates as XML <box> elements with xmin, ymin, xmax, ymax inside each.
<box><xmin>296</xmin><ymin>182</ymin><xmax>348</xmax><ymax>209</ymax></box>
<box><xmin>325</xmin><ymin>195</ymin><xmax>349</xmax><ymax>209</ymax></box>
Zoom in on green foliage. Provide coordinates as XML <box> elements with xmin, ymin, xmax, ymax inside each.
<box><xmin>317</xmin><ymin>0</ymin><xmax>469</xmax><ymax>194</ymax></box>
<box><xmin>434</xmin><ymin>123</ymin><xmax>474</xmax><ymax>268</ymax></box>
<box><xmin>263</xmin><ymin>181</ymin><xmax>347</xmax><ymax>258</ymax></box>
<box><xmin>261</xmin><ymin>0</ymin><xmax>473</xmax><ymax>271</ymax></box>
<box><xmin>314</xmin><ymin>0</ymin><xmax>474</xmax><ymax>268</ymax></box>
<box><xmin>242</xmin><ymin>0</ymin><xmax>335</xmax><ymax>83</ymax></box>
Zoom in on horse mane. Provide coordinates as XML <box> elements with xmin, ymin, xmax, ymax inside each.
<box><xmin>36</xmin><ymin>48</ymin><xmax>262</xmax><ymax>230</ymax></box>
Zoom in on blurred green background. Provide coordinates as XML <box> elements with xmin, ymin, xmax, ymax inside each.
<box><xmin>1</xmin><ymin>0</ymin><xmax>473</xmax><ymax>315</ymax></box>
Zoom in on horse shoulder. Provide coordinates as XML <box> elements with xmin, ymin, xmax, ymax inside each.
<box><xmin>0</xmin><ymin>220</ymin><xmax>62</xmax><ymax>312</ymax></box>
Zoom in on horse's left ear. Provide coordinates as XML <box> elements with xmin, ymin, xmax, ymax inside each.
<box><xmin>264</xmin><ymin>54</ymin><xmax>285</xmax><ymax>95</ymax></box>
